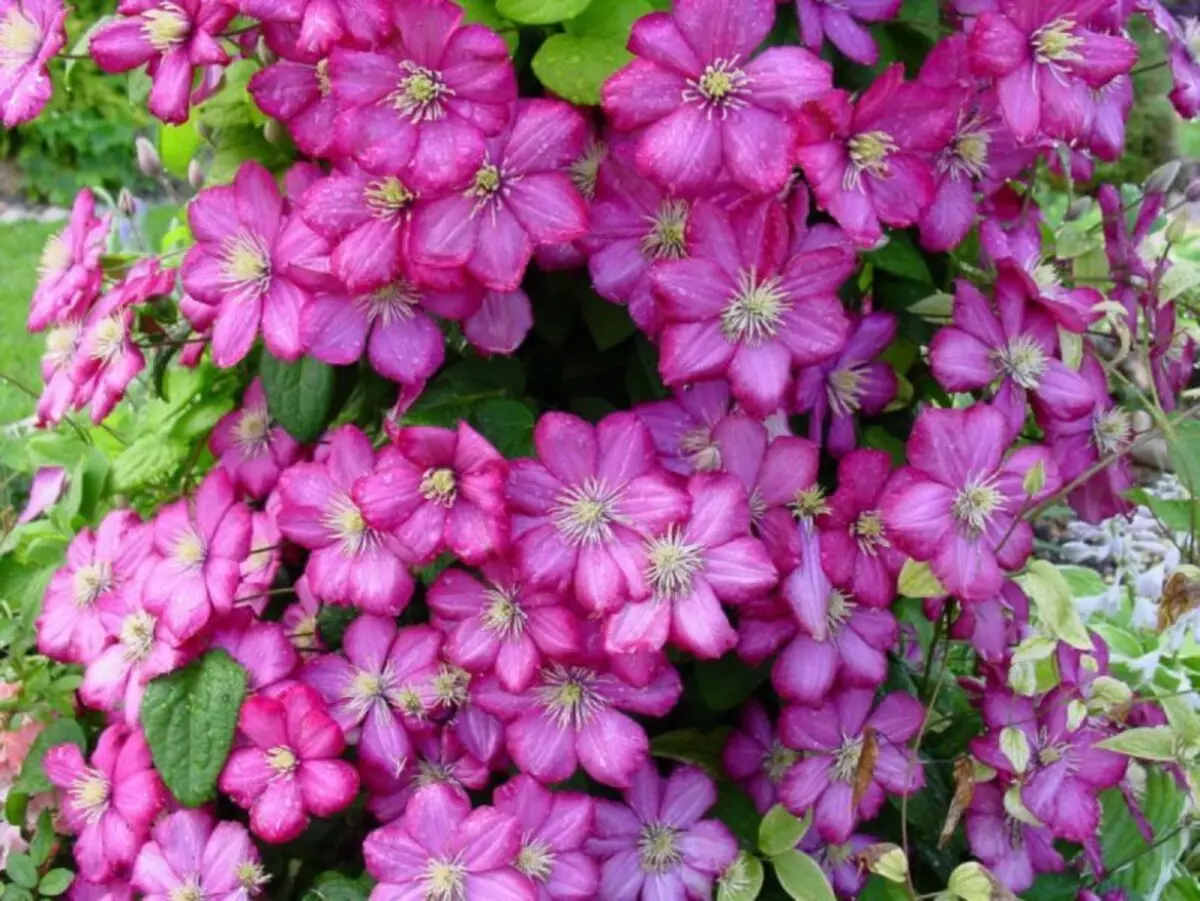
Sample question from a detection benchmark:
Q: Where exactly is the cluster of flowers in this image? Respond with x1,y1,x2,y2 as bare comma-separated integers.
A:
11,0,1200,896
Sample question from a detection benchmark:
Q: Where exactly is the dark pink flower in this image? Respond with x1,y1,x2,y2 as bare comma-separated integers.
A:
409,99,590,292
144,468,252,643
362,727,491,824
28,189,110,331
780,690,925,843
794,65,956,247
213,613,299,694
1081,75,1133,162
235,0,389,59
494,775,599,901
968,0,1137,143
281,575,323,657
45,725,166,882
723,701,798,813
219,683,359,844
428,559,581,694
276,425,416,616
586,764,737,900
37,510,152,665
653,201,854,415
965,782,1064,892
602,0,831,196
635,381,733,475
931,578,1029,664
68,877,134,901
132,809,267,901
605,472,777,659
364,784,533,901
800,832,877,898
249,57,337,158
881,404,1059,601
711,418,821,522
1150,303,1196,411
354,421,509,565
35,319,83,426
794,0,901,65
1151,6,1200,119
236,503,283,610
329,0,515,187
210,378,301,499
506,412,689,615
90,0,234,124
181,162,330,368
0,0,66,126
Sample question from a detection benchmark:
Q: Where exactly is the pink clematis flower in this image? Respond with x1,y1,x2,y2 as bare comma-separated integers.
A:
653,200,854,415
1153,7,1200,119
586,764,737,901
276,425,416,616
635,381,733,476
428,559,581,694
281,575,324,657
213,613,299,694
602,0,831,196
1150,303,1196,411
779,690,925,843
475,658,682,788
44,726,166,882
362,727,491,824
816,449,905,607
723,701,799,814
354,421,509,565
605,472,777,659
248,54,338,159
794,64,957,248
965,782,1064,892
793,0,901,65
37,510,152,665
181,161,331,368
329,0,515,187
364,784,534,901
494,775,599,901
506,412,689,615
930,277,1094,438
35,319,84,426
68,878,134,901
144,468,252,643
132,810,268,901
90,0,234,125
300,617,441,775
219,683,360,844
710,417,822,522
210,379,302,500
0,0,66,126
28,189,111,332
236,504,283,611
881,404,1059,602
234,0,389,60
409,98,590,292
967,0,1137,144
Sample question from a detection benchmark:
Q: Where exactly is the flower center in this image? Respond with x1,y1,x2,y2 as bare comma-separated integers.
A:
952,474,1003,537
323,494,376,556
832,734,864,782
38,233,70,278
790,485,830,521
432,665,471,710
423,856,467,901
680,425,720,471
362,281,420,326
721,268,789,346
69,770,111,824
993,335,1047,389
641,200,690,261
315,58,331,96
536,665,606,730
569,141,607,200
639,823,683,873
763,740,798,784
1093,408,1132,455
1031,259,1061,293
45,323,80,369
852,510,889,557
0,8,39,66
236,860,270,894
950,115,990,180
364,177,417,221
219,230,271,297
142,4,190,52
234,406,272,456
345,666,391,718
167,877,204,901
415,757,457,787
73,561,114,608
827,363,868,416
552,477,623,546
120,611,157,662
516,839,555,882
845,131,897,190
468,160,513,217
392,61,453,123
266,745,298,776
645,526,704,599
420,467,458,507
1032,16,1082,64
482,584,526,640
289,614,319,651
827,590,855,633
824,843,854,866
174,528,207,569
89,316,126,364
684,58,750,117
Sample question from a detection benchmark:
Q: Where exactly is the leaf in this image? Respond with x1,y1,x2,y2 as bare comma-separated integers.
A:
1057,565,1107,599
695,655,767,712
37,870,74,898
3,887,33,901
1166,420,1200,497
532,33,631,105
581,291,637,350
1161,695,1200,747
160,119,203,179
111,435,188,492
301,872,374,901
5,853,37,889
939,756,975,848
565,0,652,37
999,726,1031,773
854,727,878,806
497,0,593,23
1128,488,1195,533
897,559,946,598
316,604,358,650
650,727,730,776
1097,727,1177,761
260,353,339,444
454,0,518,52
711,783,762,848
140,650,248,807
772,850,836,901
14,719,85,795
5,791,27,826
866,232,932,283
718,851,765,901
758,805,810,857
29,810,53,866
64,15,116,82
469,398,535,458
1017,560,1093,651
1158,257,1200,305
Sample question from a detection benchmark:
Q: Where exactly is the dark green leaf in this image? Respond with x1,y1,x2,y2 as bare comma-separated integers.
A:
37,870,74,897
6,853,37,889
866,232,933,283
29,810,53,866
15,720,85,795
261,353,339,444
140,651,248,807
470,398,535,457
4,792,27,827
317,605,359,650
695,656,767,712
650,727,730,775
301,872,374,901
712,783,762,848
581,291,637,350
532,34,631,105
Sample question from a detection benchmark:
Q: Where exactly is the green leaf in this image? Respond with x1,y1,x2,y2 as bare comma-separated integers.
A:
37,870,74,898
497,0,592,23
454,0,518,52
14,719,86,795
758,805,810,857
695,655,767,712
866,232,932,283
1128,488,1196,533
3,886,33,901
1161,695,1200,747
532,34,631,105
1017,560,1093,650
1166,419,1200,498
301,872,374,901
160,119,203,179
1057,565,1107,599
1097,726,1178,761
111,435,188,493
6,853,37,889
650,727,730,775
564,0,652,37
772,850,836,901
317,604,358,650
718,851,765,901
581,291,637,350
29,810,53,866
5,791,28,826
897,559,946,598
260,353,339,444
469,398,535,458
712,783,762,848
140,650,248,808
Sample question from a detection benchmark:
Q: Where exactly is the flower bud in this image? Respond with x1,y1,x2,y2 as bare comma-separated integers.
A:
187,160,205,191
135,136,162,177
117,188,136,218
860,844,908,883
264,119,284,144
1146,160,1181,196
1166,212,1189,245
1065,196,1092,222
